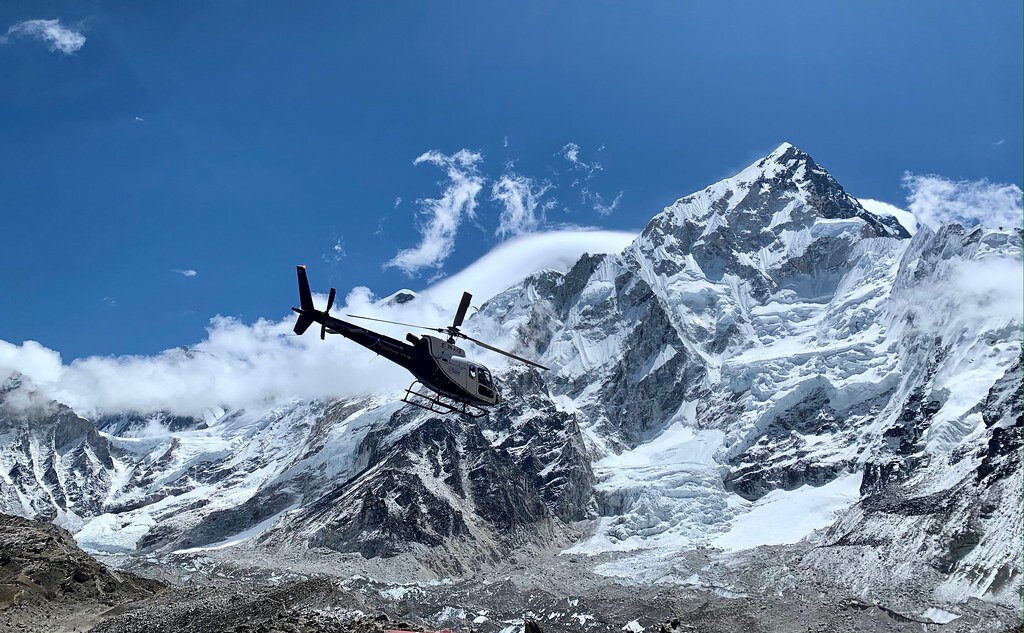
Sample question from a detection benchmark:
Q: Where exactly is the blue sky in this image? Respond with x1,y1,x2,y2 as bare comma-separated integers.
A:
1,1,1021,360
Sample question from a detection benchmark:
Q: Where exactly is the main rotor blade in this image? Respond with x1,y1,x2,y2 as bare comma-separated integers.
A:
347,314,443,332
452,292,472,329
457,333,550,371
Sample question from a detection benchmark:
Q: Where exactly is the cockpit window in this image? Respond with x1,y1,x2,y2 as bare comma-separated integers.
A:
468,365,477,379
479,368,492,386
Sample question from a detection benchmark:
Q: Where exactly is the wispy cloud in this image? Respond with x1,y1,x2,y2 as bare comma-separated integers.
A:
384,140,621,269
558,142,603,183
491,173,552,238
385,149,484,276
903,173,1022,230
172,268,198,278
323,235,347,264
1,19,85,54
556,142,624,215
589,189,624,216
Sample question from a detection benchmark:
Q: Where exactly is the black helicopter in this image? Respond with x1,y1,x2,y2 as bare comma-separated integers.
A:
291,265,549,417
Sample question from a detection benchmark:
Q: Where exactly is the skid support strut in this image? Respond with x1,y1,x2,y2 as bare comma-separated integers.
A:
402,381,488,418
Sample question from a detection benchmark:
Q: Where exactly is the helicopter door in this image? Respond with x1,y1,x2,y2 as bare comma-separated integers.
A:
476,367,495,400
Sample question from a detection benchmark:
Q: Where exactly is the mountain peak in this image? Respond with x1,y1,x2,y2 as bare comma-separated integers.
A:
633,144,911,299
734,142,818,186
767,141,798,159
659,143,906,237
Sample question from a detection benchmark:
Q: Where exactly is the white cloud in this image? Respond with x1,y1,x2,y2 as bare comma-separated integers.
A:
0,340,63,388
2,19,85,54
561,143,581,164
903,173,1022,230
323,236,346,264
558,142,602,181
385,149,484,276
555,142,622,214
172,269,198,278
590,190,624,216
858,198,918,235
897,255,1023,336
491,173,551,238
0,230,637,417
950,257,1023,323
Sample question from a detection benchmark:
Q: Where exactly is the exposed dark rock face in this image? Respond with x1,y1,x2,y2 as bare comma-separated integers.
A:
95,411,209,436
976,358,1023,483
275,409,554,561
484,368,596,522
0,399,117,522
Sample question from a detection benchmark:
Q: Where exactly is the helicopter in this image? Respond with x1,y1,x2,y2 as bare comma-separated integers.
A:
291,265,549,417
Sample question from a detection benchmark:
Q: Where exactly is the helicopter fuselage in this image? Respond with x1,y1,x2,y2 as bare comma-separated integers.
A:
292,308,499,407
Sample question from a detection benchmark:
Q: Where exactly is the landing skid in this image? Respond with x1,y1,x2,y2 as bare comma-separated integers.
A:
402,381,488,418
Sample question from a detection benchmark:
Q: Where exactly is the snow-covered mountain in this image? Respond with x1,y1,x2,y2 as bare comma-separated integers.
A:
1,143,1019,615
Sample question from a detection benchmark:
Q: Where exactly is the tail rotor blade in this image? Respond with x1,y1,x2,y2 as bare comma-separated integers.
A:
457,333,550,370
452,291,472,328
326,287,336,313
321,323,327,340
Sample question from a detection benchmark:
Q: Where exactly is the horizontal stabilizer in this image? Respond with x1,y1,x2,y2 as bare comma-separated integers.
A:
293,314,315,335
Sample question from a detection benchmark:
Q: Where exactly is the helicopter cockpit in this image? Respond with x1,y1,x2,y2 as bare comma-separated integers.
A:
472,364,495,400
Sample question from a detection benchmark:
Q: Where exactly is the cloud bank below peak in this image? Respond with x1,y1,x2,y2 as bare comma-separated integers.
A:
0,228,636,417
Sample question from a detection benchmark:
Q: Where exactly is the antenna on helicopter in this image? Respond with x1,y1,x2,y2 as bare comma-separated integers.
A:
348,291,550,370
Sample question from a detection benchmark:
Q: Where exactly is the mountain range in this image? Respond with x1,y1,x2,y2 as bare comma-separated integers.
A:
1,143,1019,625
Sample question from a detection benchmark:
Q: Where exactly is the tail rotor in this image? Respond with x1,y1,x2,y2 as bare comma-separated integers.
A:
320,287,336,340
291,265,336,338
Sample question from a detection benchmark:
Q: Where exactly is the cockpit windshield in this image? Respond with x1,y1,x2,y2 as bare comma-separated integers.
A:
478,368,492,386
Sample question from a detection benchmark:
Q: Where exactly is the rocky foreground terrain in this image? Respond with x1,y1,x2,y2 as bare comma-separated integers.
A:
0,514,161,633
2,512,1019,633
